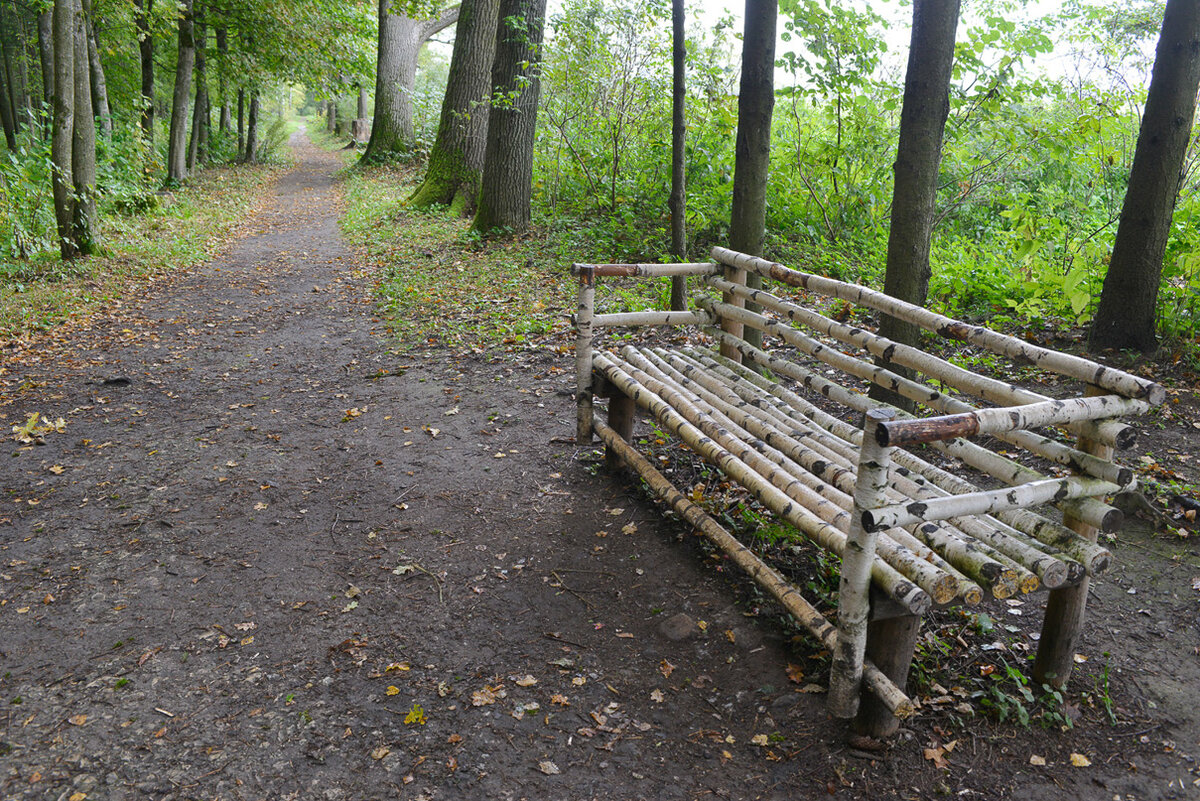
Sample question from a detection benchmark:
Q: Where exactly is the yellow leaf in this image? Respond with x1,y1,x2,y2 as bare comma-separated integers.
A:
1029,754,1046,766
659,660,675,679
724,629,736,643
1069,753,1091,767
751,734,769,747
385,686,400,696
371,746,390,760
514,675,537,687
68,714,87,726
69,793,87,801
49,465,64,475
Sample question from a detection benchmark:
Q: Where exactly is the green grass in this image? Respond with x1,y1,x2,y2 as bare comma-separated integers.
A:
339,166,586,352
0,163,283,342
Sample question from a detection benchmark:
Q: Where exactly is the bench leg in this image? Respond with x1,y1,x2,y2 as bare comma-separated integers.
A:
1032,386,1110,689
853,613,921,739
605,391,636,470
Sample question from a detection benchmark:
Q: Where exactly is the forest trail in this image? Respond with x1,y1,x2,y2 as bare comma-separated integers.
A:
2,135,1199,801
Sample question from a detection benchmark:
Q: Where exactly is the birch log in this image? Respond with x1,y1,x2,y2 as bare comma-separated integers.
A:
829,409,895,719
575,266,595,443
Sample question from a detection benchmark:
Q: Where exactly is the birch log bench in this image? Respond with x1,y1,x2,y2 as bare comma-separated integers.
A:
572,246,1164,738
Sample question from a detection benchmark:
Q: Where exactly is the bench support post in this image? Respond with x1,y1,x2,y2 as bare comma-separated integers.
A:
854,612,921,739
829,408,896,718
719,262,746,363
575,266,596,444
606,391,636,470
1033,387,1112,688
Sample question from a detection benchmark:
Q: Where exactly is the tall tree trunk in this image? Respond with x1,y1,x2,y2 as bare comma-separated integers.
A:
873,0,960,407
1090,0,1200,355
727,0,776,349
134,0,154,143
0,57,16,150
15,10,32,127
216,26,230,133
472,0,547,234
668,0,687,310
38,9,54,131
0,3,20,139
72,0,99,254
51,0,76,258
80,0,110,135
360,0,460,164
166,0,194,182
357,84,367,118
241,90,259,163
327,97,337,133
237,86,244,157
188,5,208,170
410,0,498,214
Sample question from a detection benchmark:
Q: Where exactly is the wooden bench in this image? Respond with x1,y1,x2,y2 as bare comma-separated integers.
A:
572,246,1164,738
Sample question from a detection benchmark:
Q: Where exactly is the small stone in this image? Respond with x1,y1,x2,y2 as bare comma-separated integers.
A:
658,613,697,642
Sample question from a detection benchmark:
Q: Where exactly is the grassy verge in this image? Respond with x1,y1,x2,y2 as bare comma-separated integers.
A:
0,163,284,342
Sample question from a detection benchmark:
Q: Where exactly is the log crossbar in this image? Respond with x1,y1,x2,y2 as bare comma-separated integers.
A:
569,248,1163,738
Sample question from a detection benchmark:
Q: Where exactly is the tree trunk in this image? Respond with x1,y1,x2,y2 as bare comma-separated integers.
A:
51,0,76,258
410,0,499,214
134,0,154,143
727,0,776,349
327,97,337,133
237,86,244,157
357,83,367,118
360,0,460,164
38,9,54,129
216,26,230,133
241,90,259,163
72,0,99,254
166,0,194,182
188,5,208,170
1089,0,1200,355
80,0,110,136
472,0,547,234
668,0,688,310
873,0,960,407
0,56,16,150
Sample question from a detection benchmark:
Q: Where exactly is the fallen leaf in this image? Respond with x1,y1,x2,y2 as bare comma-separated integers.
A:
404,703,426,725
621,523,637,534
550,693,570,706
386,662,412,672
447,733,463,744
538,761,561,775
515,675,538,687
472,688,498,706
68,793,86,801
751,734,769,747
371,746,390,760
659,660,675,679
68,714,87,726
924,746,949,769
786,663,805,684
1069,753,1091,767
697,620,708,632
386,686,400,696
234,622,256,631
650,689,665,703
48,465,64,475
608,508,624,516
1029,754,1047,766
444,407,459,416
724,629,736,643
571,676,586,686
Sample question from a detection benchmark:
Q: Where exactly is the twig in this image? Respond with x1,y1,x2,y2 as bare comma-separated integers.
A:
550,570,595,610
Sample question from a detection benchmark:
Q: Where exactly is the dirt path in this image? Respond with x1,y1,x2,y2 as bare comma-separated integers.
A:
2,136,1199,801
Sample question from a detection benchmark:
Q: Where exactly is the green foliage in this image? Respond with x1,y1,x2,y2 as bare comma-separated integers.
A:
0,131,57,260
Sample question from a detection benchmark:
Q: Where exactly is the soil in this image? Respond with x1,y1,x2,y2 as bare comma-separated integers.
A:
2,135,1199,801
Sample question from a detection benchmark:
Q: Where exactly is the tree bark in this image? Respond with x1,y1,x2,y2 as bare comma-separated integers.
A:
72,0,99,254
241,90,259,163
360,0,460,164
216,26,230,133
725,0,776,351
0,4,21,140
0,55,16,150
1089,0,1200,355
873,0,960,408
188,4,208,170
472,0,547,234
668,0,688,310
80,0,110,136
134,0,154,142
327,97,337,133
410,0,499,214
38,9,54,127
237,86,244,157
51,0,76,258
166,0,194,182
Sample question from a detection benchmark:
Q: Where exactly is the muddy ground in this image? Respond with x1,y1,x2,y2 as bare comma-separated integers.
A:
1,137,1199,801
